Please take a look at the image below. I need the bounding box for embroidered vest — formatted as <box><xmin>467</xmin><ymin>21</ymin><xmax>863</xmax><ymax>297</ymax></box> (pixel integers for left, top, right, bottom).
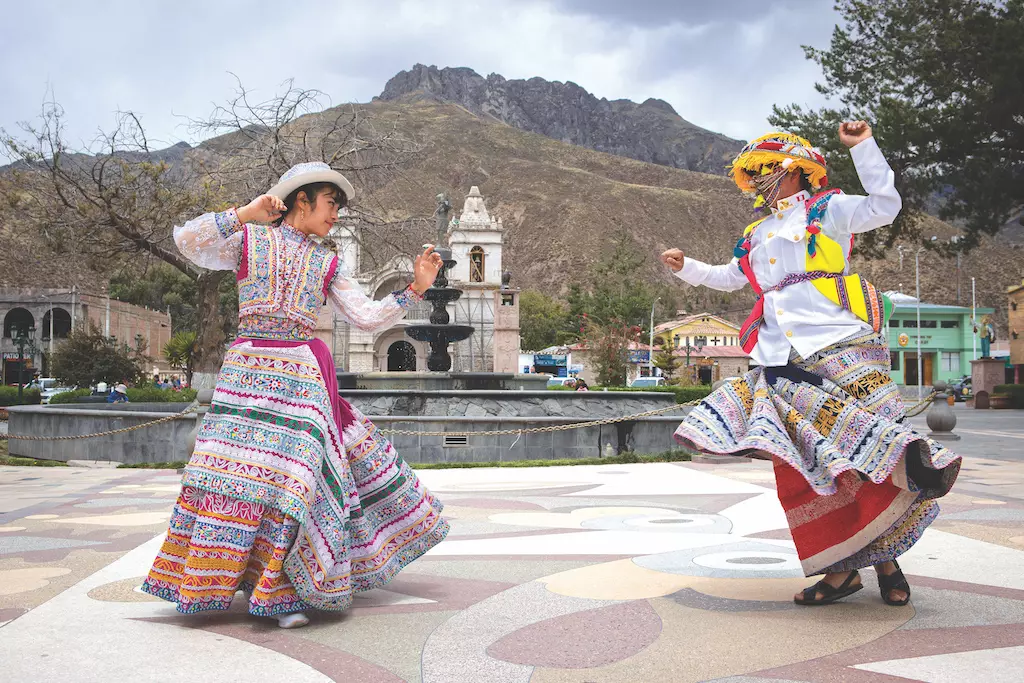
<box><xmin>236</xmin><ymin>225</ymin><xmax>337</xmax><ymax>330</ymax></box>
<box><xmin>734</xmin><ymin>190</ymin><xmax>892</xmax><ymax>353</ymax></box>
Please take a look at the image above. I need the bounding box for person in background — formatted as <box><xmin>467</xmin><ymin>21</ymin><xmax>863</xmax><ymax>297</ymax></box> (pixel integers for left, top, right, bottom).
<box><xmin>107</xmin><ymin>383</ymin><xmax>129</xmax><ymax>403</ymax></box>
<box><xmin>574</xmin><ymin>379</ymin><xmax>590</xmax><ymax>391</ymax></box>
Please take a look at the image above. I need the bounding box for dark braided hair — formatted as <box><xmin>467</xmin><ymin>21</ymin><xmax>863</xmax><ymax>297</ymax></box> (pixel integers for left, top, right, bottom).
<box><xmin>272</xmin><ymin>182</ymin><xmax>347</xmax><ymax>226</ymax></box>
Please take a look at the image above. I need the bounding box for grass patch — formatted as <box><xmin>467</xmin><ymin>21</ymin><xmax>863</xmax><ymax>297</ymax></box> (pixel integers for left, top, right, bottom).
<box><xmin>410</xmin><ymin>450</ymin><xmax>691</xmax><ymax>470</ymax></box>
<box><xmin>0</xmin><ymin>453</ymin><xmax>69</xmax><ymax>467</ymax></box>
<box><xmin>109</xmin><ymin>452</ymin><xmax>693</xmax><ymax>470</ymax></box>
<box><xmin>116</xmin><ymin>461</ymin><xmax>188</xmax><ymax>469</ymax></box>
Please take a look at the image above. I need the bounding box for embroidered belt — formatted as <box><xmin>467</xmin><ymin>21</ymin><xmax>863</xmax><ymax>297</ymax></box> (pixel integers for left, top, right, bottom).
<box><xmin>237</xmin><ymin>315</ymin><xmax>315</xmax><ymax>341</ymax></box>
<box><xmin>737</xmin><ymin>271</ymin><xmax>839</xmax><ymax>353</ymax></box>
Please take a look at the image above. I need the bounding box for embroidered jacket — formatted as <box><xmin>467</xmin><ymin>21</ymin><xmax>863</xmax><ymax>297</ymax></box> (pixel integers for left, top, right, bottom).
<box><xmin>674</xmin><ymin>137</ymin><xmax>902</xmax><ymax>367</ymax></box>
<box><xmin>174</xmin><ymin>209</ymin><xmax>421</xmax><ymax>339</ymax></box>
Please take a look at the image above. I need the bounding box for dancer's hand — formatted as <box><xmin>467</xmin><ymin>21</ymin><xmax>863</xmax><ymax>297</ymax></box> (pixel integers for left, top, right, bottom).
<box><xmin>237</xmin><ymin>194</ymin><xmax>287</xmax><ymax>224</ymax></box>
<box><xmin>839</xmin><ymin>121</ymin><xmax>873</xmax><ymax>148</ymax></box>
<box><xmin>661</xmin><ymin>248</ymin><xmax>685</xmax><ymax>273</ymax></box>
<box><xmin>412</xmin><ymin>245</ymin><xmax>444</xmax><ymax>294</ymax></box>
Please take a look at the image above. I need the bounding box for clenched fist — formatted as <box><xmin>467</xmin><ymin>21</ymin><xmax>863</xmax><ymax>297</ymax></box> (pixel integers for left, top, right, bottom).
<box><xmin>839</xmin><ymin>121</ymin><xmax>873</xmax><ymax>148</ymax></box>
<box><xmin>237</xmin><ymin>194</ymin><xmax>287</xmax><ymax>224</ymax></box>
<box><xmin>661</xmin><ymin>248</ymin><xmax>685</xmax><ymax>273</ymax></box>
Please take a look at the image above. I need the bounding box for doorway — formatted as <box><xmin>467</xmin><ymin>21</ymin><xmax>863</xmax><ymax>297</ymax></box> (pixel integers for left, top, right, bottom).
<box><xmin>386</xmin><ymin>341</ymin><xmax>417</xmax><ymax>372</ymax></box>
<box><xmin>904</xmin><ymin>352</ymin><xmax>935</xmax><ymax>386</ymax></box>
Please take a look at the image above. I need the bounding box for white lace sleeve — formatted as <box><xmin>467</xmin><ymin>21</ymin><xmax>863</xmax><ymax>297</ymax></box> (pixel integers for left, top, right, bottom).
<box><xmin>327</xmin><ymin>270</ymin><xmax>423</xmax><ymax>333</ymax></box>
<box><xmin>173</xmin><ymin>210</ymin><xmax>245</xmax><ymax>271</ymax></box>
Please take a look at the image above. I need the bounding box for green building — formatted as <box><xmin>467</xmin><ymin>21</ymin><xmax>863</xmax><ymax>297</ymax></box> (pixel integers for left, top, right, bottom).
<box><xmin>884</xmin><ymin>292</ymin><xmax>993</xmax><ymax>387</ymax></box>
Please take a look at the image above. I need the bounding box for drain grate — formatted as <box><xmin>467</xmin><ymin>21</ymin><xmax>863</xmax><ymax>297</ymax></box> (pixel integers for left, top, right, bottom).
<box><xmin>443</xmin><ymin>435</ymin><xmax>469</xmax><ymax>447</ymax></box>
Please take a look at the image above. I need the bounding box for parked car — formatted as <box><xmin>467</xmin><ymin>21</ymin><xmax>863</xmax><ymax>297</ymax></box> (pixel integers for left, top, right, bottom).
<box><xmin>40</xmin><ymin>379</ymin><xmax>75</xmax><ymax>404</ymax></box>
<box><xmin>628</xmin><ymin>377</ymin><xmax>666</xmax><ymax>388</ymax></box>
<box><xmin>546</xmin><ymin>376</ymin><xmax>577</xmax><ymax>389</ymax></box>
<box><xmin>950</xmin><ymin>376</ymin><xmax>972</xmax><ymax>402</ymax></box>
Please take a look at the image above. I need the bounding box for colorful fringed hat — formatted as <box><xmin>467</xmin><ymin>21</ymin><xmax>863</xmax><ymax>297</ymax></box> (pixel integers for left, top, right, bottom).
<box><xmin>729</xmin><ymin>132</ymin><xmax>828</xmax><ymax>195</ymax></box>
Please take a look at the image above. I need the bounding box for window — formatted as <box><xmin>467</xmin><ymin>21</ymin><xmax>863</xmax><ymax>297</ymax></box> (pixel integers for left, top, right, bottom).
<box><xmin>920</xmin><ymin>320</ymin><xmax>937</xmax><ymax>328</ymax></box>
<box><xmin>903</xmin><ymin>320</ymin><xmax>918</xmax><ymax>328</ymax></box>
<box><xmin>890</xmin><ymin>352</ymin><xmax>900</xmax><ymax>371</ymax></box>
<box><xmin>941</xmin><ymin>351</ymin><xmax>960</xmax><ymax>373</ymax></box>
<box><xmin>694</xmin><ymin>336</ymin><xmax>708</xmax><ymax>347</ymax></box>
<box><xmin>889</xmin><ymin>319</ymin><xmax>900</xmax><ymax>328</ymax></box>
<box><xmin>940</xmin><ymin>320</ymin><xmax>959</xmax><ymax>329</ymax></box>
<box><xmin>469</xmin><ymin>246</ymin><xmax>485</xmax><ymax>283</ymax></box>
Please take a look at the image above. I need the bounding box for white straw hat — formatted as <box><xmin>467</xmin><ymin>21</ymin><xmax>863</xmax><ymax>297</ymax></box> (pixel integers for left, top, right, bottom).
<box><xmin>115</xmin><ymin>383</ymin><xmax>128</xmax><ymax>393</ymax></box>
<box><xmin>266</xmin><ymin>162</ymin><xmax>355</xmax><ymax>204</ymax></box>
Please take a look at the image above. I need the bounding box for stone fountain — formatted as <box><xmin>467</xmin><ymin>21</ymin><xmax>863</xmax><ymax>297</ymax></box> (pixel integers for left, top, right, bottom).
<box><xmin>404</xmin><ymin>193</ymin><xmax>474</xmax><ymax>371</ymax></box>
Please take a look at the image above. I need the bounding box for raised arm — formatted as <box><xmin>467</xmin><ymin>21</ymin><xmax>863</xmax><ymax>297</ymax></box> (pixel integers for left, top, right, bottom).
<box><xmin>662</xmin><ymin>248</ymin><xmax>748</xmax><ymax>292</ymax></box>
<box><xmin>823</xmin><ymin>122</ymin><xmax>903</xmax><ymax>236</ymax></box>
<box><xmin>327</xmin><ymin>270</ymin><xmax>423</xmax><ymax>333</ymax></box>
<box><xmin>327</xmin><ymin>244</ymin><xmax>444</xmax><ymax>333</ymax></box>
<box><xmin>173</xmin><ymin>210</ymin><xmax>245</xmax><ymax>271</ymax></box>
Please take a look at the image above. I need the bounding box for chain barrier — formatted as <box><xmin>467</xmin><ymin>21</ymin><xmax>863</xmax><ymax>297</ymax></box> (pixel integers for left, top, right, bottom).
<box><xmin>1</xmin><ymin>403</ymin><xmax>201</xmax><ymax>442</ymax></box>
<box><xmin>0</xmin><ymin>391</ymin><xmax>939</xmax><ymax>443</ymax></box>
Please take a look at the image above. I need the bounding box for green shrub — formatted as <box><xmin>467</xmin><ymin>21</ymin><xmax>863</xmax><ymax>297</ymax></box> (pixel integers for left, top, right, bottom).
<box><xmin>994</xmin><ymin>384</ymin><xmax>1024</xmax><ymax>409</ymax></box>
<box><xmin>125</xmin><ymin>387</ymin><xmax>197</xmax><ymax>403</ymax></box>
<box><xmin>49</xmin><ymin>389</ymin><xmax>92</xmax><ymax>404</ymax></box>
<box><xmin>0</xmin><ymin>386</ymin><xmax>42</xmax><ymax>407</ymax></box>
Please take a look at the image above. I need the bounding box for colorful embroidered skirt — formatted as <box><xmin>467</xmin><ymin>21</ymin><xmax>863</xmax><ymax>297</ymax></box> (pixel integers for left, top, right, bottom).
<box><xmin>674</xmin><ymin>331</ymin><xmax>961</xmax><ymax>575</ymax></box>
<box><xmin>142</xmin><ymin>338</ymin><xmax>449</xmax><ymax>614</ymax></box>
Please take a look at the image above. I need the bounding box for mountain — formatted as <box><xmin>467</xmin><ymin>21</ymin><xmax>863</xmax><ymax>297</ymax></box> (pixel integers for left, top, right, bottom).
<box><xmin>3</xmin><ymin>68</ymin><xmax>1021</xmax><ymax>332</ymax></box>
<box><xmin>377</xmin><ymin>64</ymin><xmax>742</xmax><ymax>176</ymax></box>
<box><xmin>340</xmin><ymin>97</ymin><xmax>1023</xmax><ymax>329</ymax></box>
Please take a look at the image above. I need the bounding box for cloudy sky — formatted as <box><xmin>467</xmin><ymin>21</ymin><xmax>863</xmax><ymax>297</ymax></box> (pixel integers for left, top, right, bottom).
<box><xmin>2</xmin><ymin>0</ymin><xmax>841</xmax><ymax>151</ymax></box>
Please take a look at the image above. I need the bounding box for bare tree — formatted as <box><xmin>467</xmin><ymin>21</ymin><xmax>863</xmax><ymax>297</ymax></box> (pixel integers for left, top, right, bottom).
<box><xmin>191</xmin><ymin>77</ymin><xmax>428</xmax><ymax>273</ymax></box>
<box><xmin>0</xmin><ymin>101</ymin><xmax>229</xmax><ymax>373</ymax></box>
<box><xmin>1</xmin><ymin>80</ymin><xmax>427</xmax><ymax>377</ymax></box>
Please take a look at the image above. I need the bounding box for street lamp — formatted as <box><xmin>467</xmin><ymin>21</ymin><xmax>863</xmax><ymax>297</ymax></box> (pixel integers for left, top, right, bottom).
<box><xmin>681</xmin><ymin>341</ymin><xmax>705</xmax><ymax>382</ymax></box>
<box><xmin>914</xmin><ymin>237</ymin><xmax>937</xmax><ymax>400</ymax></box>
<box><xmin>950</xmin><ymin>236</ymin><xmax>964</xmax><ymax>305</ymax></box>
<box><xmin>648</xmin><ymin>297</ymin><xmax>660</xmax><ymax>377</ymax></box>
<box><xmin>13</xmin><ymin>325</ymin><xmax>37</xmax><ymax>402</ymax></box>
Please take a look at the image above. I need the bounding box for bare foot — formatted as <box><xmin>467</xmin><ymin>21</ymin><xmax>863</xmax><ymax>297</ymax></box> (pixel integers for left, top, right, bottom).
<box><xmin>794</xmin><ymin>570</ymin><xmax>862</xmax><ymax>602</ymax></box>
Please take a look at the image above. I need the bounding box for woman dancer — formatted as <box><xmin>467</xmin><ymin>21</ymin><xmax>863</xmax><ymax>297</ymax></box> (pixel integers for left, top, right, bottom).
<box><xmin>663</xmin><ymin>123</ymin><xmax>960</xmax><ymax>606</ymax></box>
<box><xmin>142</xmin><ymin>162</ymin><xmax>449</xmax><ymax>627</ymax></box>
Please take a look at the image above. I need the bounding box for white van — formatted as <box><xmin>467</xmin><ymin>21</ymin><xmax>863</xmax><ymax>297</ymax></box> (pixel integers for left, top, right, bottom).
<box><xmin>628</xmin><ymin>377</ymin><xmax>665</xmax><ymax>388</ymax></box>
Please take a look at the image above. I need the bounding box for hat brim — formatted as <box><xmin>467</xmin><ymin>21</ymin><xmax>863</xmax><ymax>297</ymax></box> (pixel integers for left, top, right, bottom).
<box><xmin>267</xmin><ymin>169</ymin><xmax>355</xmax><ymax>204</ymax></box>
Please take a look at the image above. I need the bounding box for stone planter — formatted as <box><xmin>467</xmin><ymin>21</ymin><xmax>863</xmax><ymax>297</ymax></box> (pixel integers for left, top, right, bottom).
<box><xmin>990</xmin><ymin>394</ymin><xmax>1012</xmax><ymax>409</ymax></box>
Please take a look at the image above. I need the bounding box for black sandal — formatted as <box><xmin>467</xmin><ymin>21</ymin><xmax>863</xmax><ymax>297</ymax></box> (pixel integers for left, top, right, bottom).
<box><xmin>793</xmin><ymin>570</ymin><xmax>863</xmax><ymax>606</ymax></box>
<box><xmin>877</xmin><ymin>561</ymin><xmax>911</xmax><ymax>606</ymax></box>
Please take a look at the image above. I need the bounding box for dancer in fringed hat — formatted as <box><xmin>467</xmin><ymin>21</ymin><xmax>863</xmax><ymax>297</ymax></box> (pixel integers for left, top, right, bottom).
<box><xmin>661</xmin><ymin>122</ymin><xmax>961</xmax><ymax>606</ymax></box>
<box><xmin>141</xmin><ymin>163</ymin><xmax>449</xmax><ymax>627</ymax></box>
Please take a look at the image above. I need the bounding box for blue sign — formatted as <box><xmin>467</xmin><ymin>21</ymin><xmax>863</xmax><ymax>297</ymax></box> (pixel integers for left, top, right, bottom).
<box><xmin>534</xmin><ymin>354</ymin><xmax>567</xmax><ymax>366</ymax></box>
<box><xmin>628</xmin><ymin>350</ymin><xmax>650</xmax><ymax>364</ymax></box>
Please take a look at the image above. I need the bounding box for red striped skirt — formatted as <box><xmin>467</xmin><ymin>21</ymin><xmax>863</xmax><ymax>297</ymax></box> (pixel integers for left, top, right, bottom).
<box><xmin>675</xmin><ymin>331</ymin><xmax>960</xmax><ymax>575</ymax></box>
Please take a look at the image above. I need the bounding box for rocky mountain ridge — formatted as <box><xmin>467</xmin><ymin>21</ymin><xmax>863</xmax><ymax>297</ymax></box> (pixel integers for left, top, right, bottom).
<box><xmin>378</xmin><ymin>64</ymin><xmax>742</xmax><ymax>176</ymax></box>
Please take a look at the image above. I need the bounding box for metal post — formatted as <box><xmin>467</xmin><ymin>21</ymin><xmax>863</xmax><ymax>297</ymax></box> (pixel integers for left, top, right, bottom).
<box><xmin>972</xmin><ymin>277</ymin><xmax>977</xmax><ymax>361</ymax></box>
<box><xmin>648</xmin><ymin>298</ymin><xmax>659</xmax><ymax>377</ymax></box>
<box><xmin>48</xmin><ymin>298</ymin><xmax>54</xmax><ymax>362</ymax></box>
<box><xmin>916</xmin><ymin>248</ymin><xmax>923</xmax><ymax>400</ymax></box>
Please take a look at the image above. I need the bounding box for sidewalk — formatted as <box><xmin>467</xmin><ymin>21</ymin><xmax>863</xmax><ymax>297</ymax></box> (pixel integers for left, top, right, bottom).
<box><xmin>1</xmin><ymin>409</ymin><xmax>1023</xmax><ymax>682</ymax></box>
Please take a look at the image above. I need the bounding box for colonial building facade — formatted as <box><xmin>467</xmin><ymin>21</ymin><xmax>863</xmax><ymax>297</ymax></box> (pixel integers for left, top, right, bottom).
<box><xmin>1</xmin><ymin>287</ymin><xmax>172</xmax><ymax>384</ymax></box>
<box><xmin>316</xmin><ymin>187</ymin><xmax>519</xmax><ymax>373</ymax></box>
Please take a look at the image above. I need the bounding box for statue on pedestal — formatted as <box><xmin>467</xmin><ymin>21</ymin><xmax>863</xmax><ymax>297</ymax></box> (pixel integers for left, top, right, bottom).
<box><xmin>975</xmin><ymin>315</ymin><xmax>996</xmax><ymax>358</ymax></box>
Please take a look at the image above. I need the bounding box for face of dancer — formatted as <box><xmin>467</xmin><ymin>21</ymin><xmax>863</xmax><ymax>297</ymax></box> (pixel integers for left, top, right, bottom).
<box><xmin>293</xmin><ymin>186</ymin><xmax>344</xmax><ymax>238</ymax></box>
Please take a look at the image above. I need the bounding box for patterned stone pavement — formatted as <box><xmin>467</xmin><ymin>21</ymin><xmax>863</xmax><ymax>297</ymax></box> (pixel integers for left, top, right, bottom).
<box><xmin>2</xmin><ymin>407</ymin><xmax>1024</xmax><ymax>682</ymax></box>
